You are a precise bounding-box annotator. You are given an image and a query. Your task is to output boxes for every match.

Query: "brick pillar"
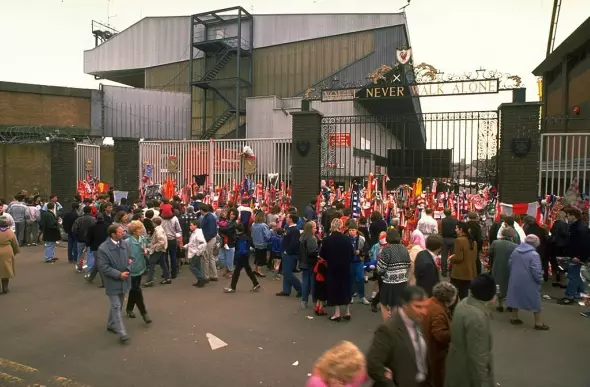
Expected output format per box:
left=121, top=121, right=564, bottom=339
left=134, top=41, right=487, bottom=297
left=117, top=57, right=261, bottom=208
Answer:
left=50, top=140, right=77, bottom=206
left=291, top=110, right=323, bottom=214
left=497, top=102, right=542, bottom=203
left=114, top=139, right=140, bottom=202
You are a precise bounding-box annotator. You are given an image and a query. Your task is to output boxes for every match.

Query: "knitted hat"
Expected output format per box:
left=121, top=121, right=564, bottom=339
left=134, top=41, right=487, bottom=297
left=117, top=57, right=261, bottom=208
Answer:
left=469, top=274, right=496, bottom=302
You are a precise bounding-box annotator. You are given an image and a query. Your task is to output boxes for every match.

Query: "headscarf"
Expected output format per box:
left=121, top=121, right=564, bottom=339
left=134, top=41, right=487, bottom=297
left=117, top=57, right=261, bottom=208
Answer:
left=525, top=234, right=540, bottom=248
left=410, top=229, right=426, bottom=250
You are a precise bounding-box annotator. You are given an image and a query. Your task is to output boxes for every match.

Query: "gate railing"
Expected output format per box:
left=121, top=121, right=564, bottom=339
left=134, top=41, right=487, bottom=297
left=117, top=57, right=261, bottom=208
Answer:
left=539, top=133, right=590, bottom=196
left=139, top=138, right=292, bottom=189
left=76, top=143, right=101, bottom=181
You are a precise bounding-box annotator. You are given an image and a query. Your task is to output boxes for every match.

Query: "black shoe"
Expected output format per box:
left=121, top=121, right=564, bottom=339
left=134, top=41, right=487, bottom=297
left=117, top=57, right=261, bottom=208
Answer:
left=160, top=279, right=171, bottom=285
left=193, top=281, right=205, bottom=288
left=275, top=292, right=290, bottom=297
left=120, top=335, right=130, bottom=344
left=343, top=315, right=351, bottom=321
left=126, top=311, right=136, bottom=318
left=329, top=316, right=341, bottom=322
left=142, top=281, right=154, bottom=288
left=106, top=327, right=117, bottom=334
left=296, top=292, right=302, bottom=298
left=209, top=278, right=219, bottom=282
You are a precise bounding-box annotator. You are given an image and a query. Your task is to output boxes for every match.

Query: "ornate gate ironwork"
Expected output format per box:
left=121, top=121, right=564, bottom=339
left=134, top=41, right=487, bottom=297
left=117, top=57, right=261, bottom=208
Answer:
left=320, top=111, right=498, bottom=191
left=76, top=143, right=101, bottom=181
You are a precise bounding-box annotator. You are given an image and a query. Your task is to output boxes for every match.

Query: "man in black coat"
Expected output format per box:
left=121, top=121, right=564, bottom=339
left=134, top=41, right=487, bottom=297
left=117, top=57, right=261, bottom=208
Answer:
left=62, top=202, right=80, bottom=264
left=414, top=234, right=443, bottom=297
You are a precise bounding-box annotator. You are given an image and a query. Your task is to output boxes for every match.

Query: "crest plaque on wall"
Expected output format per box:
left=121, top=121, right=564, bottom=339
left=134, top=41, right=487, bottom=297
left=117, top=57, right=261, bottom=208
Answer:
left=512, top=138, right=531, bottom=157
left=167, top=155, right=178, bottom=173
left=244, top=155, right=256, bottom=175
left=85, top=158, right=93, bottom=171
left=296, top=140, right=311, bottom=157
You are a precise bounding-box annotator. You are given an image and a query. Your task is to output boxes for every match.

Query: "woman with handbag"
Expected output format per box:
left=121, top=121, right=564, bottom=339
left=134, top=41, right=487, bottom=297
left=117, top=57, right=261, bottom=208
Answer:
left=125, top=220, right=152, bottom=324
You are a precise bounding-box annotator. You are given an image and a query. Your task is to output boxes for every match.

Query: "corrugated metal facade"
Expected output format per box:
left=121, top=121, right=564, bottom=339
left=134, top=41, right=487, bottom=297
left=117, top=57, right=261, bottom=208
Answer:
left=84, top=16, right=192, bottom=74
left=103, top=85, right=190, bottom=139
left=145, top=29, right=375, bottom=138
left=84, top=13, right=405, bottom=75
left=252, top=13, right=405, bottom=48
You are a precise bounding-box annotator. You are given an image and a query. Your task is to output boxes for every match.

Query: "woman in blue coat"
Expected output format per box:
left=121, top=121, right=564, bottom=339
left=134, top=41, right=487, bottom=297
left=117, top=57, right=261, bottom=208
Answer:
left=505, top=234, right=549, bottom=330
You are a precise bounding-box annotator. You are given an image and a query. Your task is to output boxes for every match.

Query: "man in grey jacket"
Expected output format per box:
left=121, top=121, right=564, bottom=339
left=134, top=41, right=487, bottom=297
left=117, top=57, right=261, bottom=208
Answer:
left=97, top=224, right=132, bottom=344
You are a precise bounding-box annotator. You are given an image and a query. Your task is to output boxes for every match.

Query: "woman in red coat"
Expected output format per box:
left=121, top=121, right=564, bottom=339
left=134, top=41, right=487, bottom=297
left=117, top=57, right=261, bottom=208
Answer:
left=421, top=281, right=457, bottom=387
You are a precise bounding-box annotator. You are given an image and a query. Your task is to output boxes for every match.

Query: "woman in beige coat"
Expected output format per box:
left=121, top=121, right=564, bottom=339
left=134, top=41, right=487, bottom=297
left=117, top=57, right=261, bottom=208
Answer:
left=0, top=216, right=20, bottom=294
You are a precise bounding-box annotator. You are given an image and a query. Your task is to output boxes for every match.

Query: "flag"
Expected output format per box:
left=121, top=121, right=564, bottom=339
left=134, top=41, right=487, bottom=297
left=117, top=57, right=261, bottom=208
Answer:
left=499, top=202, right=538, bottom=218
left=351, top=182, right=361, bottom=218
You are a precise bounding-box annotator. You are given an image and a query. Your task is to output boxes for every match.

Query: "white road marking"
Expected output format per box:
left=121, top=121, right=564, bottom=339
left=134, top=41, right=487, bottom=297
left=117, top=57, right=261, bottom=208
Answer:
left=206, top=333, right=228, bottom=350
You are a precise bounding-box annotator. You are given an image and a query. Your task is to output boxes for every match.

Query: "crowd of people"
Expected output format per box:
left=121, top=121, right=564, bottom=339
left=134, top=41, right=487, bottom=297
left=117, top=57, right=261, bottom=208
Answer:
left=1, top=189, right=589, bottom=386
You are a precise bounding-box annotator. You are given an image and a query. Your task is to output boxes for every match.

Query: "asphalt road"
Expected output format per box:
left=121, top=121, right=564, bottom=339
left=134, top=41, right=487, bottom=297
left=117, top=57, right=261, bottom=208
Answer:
left=0, top=246, right=587, bottom=387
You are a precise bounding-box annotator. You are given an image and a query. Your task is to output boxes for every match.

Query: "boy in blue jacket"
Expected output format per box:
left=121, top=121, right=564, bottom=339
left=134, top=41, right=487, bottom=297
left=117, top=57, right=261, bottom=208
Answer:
left=224, top=224, right=260, bottom=293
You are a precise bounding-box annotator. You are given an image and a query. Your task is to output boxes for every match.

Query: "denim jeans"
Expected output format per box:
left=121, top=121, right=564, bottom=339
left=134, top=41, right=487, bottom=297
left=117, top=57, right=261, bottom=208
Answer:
left=189, top=256, right=206, bottom=281
left=44, top=242, right=56, bottom=261
left=565, top=263, right=586, bottom=299
left=218, top=247, right=235, bottom=271
left=301, top=268, right=316, bottom=303
left=14, top=221, right=25, bottom=246
left=281, top=254, right=302, bottom=295
left=67, top=234, right=78, bottom=263
left=86, top=250, right=95, bottom=272
left=350, top=262, right=365, bottom=299
left=76, top=242, right=87, bottom=268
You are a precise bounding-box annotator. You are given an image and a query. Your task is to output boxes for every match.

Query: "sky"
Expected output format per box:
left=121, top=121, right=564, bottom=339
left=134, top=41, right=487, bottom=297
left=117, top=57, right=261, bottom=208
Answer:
left=0, top=0, right=588, bottom=114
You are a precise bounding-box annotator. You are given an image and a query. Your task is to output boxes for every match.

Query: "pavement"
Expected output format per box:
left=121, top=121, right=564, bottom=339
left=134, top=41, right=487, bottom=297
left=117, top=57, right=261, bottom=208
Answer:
left=0, top=245, right=588, bottom=387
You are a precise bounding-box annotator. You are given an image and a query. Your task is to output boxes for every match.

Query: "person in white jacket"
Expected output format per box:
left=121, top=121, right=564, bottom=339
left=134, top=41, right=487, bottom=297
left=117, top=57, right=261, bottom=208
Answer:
left=185, top=220, right=208, bottom=287
left=497, top=215, right=526, bottom=244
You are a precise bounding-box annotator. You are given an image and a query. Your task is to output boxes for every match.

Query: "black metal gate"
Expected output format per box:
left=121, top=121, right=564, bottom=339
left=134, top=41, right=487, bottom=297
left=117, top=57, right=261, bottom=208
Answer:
left=320, top=111, right=498, bottom=190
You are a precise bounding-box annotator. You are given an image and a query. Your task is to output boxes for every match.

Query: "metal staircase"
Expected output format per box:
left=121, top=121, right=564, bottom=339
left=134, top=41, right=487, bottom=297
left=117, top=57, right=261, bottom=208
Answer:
left=200, top=47, right=235, bottom=82
left=201, top=109, right=236, bottom=139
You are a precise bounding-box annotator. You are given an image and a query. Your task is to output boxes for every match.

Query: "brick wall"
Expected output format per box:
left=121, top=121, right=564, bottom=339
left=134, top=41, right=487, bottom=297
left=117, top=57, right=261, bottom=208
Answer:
left=100, top=146, right=115, bottom=187
left=114, top=139, right=140, bottom=201
left=497, top=102, right=542, bottom=203
left=0, top=143, right=51, bottom=200
left=0, top=82, right=92, bottom=129
left=50, top=140, right=77, bottom=206
left=291, top=111, right=323, bottom=214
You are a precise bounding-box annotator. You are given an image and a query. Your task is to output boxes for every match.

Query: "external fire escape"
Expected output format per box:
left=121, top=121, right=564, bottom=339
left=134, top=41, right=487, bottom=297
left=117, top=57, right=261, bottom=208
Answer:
left=190, top=7, right=253, bottom=139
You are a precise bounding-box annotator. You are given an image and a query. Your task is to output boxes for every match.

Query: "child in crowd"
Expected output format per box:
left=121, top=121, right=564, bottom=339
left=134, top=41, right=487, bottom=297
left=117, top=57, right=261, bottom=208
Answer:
left=223, top=224, right=260, bottom=293
left=368, top=231, right=387, bottom=312
left=305, top=341, right=368, bottom=387
left=266, top=222, right=276, bottom=272
left=313, top=256, right=327, bottom=316
left=346, top=222, right=369, bottom=305
left=270, top=227, right=284, bottom=280
left=186, top=220, right=208, bottom=287
left=217, top=214, right=230, bottom=250
left=159, top=199, right=174, bottom=220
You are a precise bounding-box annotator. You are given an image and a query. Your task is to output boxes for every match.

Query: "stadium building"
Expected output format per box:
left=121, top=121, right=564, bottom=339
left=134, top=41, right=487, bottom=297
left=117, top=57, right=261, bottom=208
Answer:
left=84, top=6, right=422, bottom=144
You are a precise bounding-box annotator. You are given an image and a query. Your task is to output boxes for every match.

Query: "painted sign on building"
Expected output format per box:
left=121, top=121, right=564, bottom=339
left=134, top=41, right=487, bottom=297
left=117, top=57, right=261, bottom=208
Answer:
left=329, top=133, right=352, bottom=147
